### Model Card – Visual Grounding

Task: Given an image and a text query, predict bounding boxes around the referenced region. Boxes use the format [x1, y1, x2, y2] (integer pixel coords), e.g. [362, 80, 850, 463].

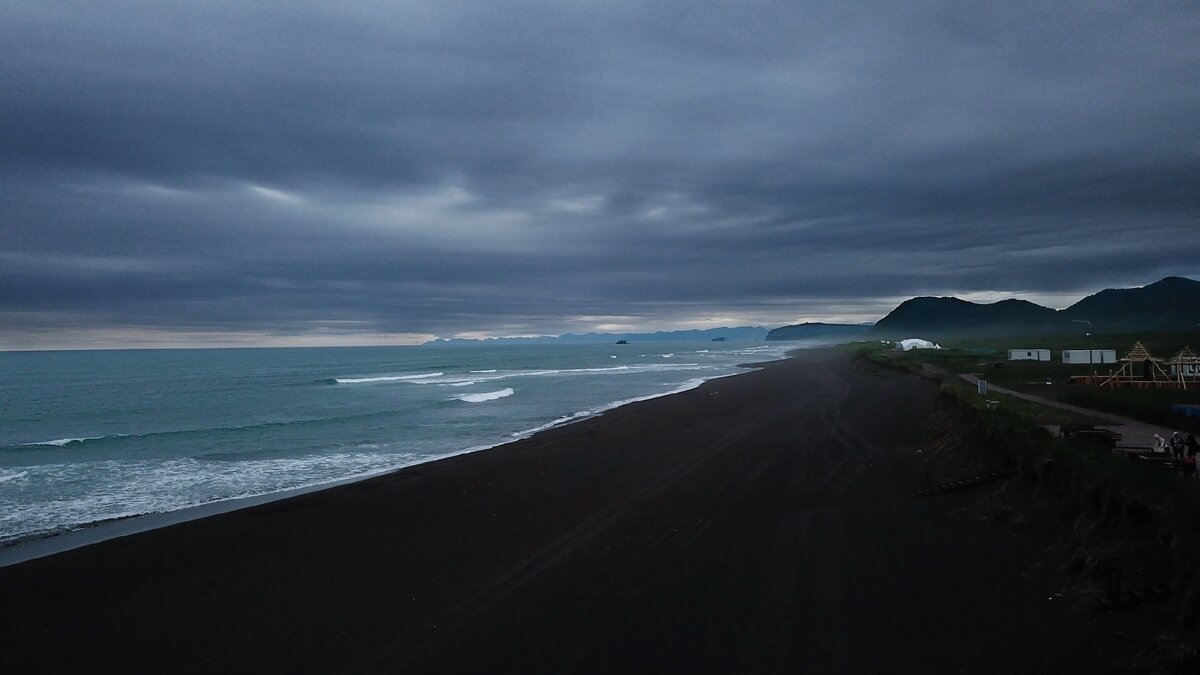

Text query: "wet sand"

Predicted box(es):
[0, 349, 1148, 673]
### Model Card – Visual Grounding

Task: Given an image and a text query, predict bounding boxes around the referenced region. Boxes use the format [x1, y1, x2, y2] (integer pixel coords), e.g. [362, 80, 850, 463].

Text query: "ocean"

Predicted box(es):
[0, 341, 804, 546]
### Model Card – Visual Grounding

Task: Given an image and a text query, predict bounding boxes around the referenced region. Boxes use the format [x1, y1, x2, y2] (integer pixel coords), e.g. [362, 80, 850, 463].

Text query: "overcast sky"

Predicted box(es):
[3, 1, 1199, 348]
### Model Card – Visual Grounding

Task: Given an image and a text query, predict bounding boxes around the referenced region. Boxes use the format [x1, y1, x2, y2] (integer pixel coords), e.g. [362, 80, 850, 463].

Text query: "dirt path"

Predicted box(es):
[959, 373, 1175, 447]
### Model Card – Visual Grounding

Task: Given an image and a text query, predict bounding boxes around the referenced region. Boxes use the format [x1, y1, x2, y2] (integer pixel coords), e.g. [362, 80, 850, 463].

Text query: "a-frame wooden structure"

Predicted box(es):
[1170, 346, 1200, 390]
[1099, 341, 1173, 389]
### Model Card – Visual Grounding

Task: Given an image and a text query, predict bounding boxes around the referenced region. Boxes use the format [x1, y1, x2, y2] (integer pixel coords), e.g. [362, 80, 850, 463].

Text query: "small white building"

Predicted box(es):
[1008, 349, 1050, 361]
[1062, 349, 1116, 364]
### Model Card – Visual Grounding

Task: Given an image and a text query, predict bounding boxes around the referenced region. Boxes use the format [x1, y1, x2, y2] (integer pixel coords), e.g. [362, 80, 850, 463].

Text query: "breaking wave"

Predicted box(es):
[510, 372, 744, 439]
[6, 412, 397, 454]
[22, 436, 115, 447]
[452, 388, 515, 403]
[334, 372, 443, 384]
[0, 450, 425, 544]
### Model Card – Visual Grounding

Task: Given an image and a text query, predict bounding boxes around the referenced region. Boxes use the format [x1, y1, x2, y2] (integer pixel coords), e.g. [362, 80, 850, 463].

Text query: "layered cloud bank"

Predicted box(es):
[2, 2, 1199, 348]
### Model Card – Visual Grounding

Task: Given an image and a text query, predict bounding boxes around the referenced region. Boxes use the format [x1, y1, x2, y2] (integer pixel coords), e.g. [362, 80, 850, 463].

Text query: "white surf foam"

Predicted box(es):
[0, 451, 426, 545]
[335, 372, 443, 384]
[24, 435, 115, 447]
[452, 388, 515, 403]
[0, 471, 29, 484]
[509, 371, 745, 439]
[411, 363, 710, 388]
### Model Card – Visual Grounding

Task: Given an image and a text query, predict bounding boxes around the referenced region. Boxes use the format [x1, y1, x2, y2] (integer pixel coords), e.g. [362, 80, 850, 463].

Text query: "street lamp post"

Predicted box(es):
[1072, 319, 1095, 378]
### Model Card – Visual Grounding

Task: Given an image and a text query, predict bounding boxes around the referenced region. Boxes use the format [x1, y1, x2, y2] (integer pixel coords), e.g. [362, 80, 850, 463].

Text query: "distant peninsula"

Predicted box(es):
[764, 322, 873, 341]
[424, 326, 770, 346]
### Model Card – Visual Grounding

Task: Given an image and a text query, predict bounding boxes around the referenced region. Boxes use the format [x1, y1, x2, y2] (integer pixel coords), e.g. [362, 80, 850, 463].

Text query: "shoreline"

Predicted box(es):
[1, 348, 1151, 673]
[0, 358, 773, 568]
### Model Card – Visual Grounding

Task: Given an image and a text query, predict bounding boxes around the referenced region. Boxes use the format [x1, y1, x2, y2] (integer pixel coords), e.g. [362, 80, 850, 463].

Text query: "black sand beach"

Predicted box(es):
[0, 350, 1155, 673]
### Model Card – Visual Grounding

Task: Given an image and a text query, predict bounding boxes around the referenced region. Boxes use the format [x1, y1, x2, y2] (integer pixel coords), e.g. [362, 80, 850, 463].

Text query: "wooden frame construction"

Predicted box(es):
[1070, 341, 1187, 389]
[1170, 346, 1200, 390]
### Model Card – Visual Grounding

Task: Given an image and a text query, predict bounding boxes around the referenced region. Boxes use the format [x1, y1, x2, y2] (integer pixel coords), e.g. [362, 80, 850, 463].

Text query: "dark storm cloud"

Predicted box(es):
[2, 1, 1199, 346]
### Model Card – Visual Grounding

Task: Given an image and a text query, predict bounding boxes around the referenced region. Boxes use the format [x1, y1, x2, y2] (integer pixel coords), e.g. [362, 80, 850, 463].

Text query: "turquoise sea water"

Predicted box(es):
[0, 341, 803, 544]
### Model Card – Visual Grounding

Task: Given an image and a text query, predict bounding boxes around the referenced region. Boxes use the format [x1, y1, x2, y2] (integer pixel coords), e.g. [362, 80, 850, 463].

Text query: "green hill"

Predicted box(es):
[869, 276, 1200, 339]
[1062, 276, 1200, 333]
[870, 297, 1066, 338]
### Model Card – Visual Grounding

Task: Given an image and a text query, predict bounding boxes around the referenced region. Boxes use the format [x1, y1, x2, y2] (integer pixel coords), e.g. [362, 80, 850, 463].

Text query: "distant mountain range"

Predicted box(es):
[765, 322, 873, 341]
[424, 326, 770, 346]
[870, 276, 1200, 338]
[425, 277, 1199, 346]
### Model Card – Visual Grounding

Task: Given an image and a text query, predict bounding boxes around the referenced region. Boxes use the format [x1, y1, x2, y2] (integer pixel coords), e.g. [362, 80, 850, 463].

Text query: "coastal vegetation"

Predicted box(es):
[866, 334, 1200, 435]
[852, 341, 1200, 667]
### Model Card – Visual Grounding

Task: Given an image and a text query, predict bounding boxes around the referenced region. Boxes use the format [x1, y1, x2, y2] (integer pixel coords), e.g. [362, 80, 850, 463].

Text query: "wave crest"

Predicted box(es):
[452, 388, 514, 403]
[25, 436, 113, 447]
[334, 372, 443, 384]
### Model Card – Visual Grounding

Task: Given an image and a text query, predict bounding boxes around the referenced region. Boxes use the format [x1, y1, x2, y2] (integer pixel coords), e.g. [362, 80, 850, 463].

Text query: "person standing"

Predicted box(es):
[1170, 432, 1186, 459]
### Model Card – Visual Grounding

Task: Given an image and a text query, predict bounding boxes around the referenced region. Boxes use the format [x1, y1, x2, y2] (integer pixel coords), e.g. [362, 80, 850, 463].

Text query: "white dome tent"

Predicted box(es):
[899, 338, 942, 351]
